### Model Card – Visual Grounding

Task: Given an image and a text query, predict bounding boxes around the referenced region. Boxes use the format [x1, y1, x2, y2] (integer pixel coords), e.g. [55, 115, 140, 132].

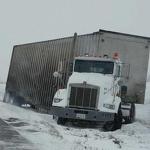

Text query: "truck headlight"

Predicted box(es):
[53, 98, 63, 103]
[103, 104, 115, 110]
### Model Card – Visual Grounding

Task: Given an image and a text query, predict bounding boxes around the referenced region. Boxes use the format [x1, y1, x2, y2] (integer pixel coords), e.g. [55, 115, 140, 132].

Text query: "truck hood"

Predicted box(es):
[68, 72, 114, 88]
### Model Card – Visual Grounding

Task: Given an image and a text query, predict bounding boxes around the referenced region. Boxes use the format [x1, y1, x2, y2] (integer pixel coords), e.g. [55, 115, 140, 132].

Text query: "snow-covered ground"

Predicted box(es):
[145, 82, 150, 104]
[0, 83, 150, 150]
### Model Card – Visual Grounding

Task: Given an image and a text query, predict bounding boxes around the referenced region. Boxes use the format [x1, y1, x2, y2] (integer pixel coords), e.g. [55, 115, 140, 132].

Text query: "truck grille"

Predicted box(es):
[69, 86, 98, 109]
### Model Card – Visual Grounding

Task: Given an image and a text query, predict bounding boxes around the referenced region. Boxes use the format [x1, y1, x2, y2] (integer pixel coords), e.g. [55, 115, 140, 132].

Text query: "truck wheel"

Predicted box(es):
[57, 117, 66, 125]
[124, 103, 135, 124]
[103, 106, 122, 131]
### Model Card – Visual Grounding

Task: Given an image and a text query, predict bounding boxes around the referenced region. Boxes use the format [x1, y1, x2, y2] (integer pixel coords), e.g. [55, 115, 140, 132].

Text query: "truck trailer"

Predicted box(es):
[3, 30, 150, 129]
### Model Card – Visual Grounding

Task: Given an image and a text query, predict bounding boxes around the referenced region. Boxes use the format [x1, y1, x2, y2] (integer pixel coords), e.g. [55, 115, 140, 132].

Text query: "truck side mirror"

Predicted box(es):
[53, 71, 62, 78]
[121, 86, 127, 97]
[118, 80, 123, 86]
[120, 63, 130, 80]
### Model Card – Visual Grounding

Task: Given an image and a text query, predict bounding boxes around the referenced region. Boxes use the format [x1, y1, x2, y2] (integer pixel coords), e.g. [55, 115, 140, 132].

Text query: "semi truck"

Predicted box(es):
[51, 53, 135, 130]
[3, 29, 149, 130]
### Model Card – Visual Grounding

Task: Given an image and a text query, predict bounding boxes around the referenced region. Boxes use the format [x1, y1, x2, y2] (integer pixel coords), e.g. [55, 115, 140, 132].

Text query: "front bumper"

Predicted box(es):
[50, 106, 114, 122]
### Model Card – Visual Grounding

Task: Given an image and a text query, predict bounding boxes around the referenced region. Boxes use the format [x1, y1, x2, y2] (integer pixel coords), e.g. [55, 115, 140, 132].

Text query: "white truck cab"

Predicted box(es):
[51, 54, 135, 131]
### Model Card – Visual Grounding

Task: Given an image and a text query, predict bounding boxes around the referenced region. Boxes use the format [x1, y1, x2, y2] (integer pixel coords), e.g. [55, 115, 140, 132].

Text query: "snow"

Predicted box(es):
[0, 83, 150, 150]
[0, 83, 5, 101]
[145, 82, 150, 104]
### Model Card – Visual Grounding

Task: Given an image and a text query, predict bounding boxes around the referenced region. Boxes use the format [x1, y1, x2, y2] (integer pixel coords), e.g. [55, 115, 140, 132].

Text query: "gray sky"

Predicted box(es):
[0, 0, 150, 81]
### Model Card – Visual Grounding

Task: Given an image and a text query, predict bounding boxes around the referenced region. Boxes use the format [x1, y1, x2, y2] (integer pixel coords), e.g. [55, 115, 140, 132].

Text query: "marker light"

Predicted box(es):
[113, 52, 119, 60]
[103, 54, 109, 58]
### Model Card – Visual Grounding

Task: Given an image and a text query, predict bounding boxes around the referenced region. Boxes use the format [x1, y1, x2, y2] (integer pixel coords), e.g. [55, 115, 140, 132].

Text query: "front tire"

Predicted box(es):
[103, 106, 122, 131]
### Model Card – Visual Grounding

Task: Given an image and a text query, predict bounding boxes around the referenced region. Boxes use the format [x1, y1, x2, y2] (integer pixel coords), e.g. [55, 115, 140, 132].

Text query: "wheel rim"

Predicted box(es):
[104, 121, 114, 131]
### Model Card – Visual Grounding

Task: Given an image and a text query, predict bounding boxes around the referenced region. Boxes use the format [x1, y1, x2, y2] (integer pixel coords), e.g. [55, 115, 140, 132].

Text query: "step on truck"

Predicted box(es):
[51, 53, 135, 131]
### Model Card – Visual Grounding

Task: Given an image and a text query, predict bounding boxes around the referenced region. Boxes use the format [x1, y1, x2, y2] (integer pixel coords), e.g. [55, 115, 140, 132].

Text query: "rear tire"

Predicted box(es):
[124, 103, 135, 124]
[103, 105, 122, 131]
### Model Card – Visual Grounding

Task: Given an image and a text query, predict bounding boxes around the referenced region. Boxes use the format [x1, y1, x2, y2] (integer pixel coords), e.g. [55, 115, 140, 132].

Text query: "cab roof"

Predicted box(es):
[74, 56, 117, 63]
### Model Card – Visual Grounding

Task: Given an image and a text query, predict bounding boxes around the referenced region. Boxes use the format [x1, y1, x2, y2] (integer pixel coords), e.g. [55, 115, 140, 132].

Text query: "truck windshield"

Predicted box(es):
[74, 60, 114, 74]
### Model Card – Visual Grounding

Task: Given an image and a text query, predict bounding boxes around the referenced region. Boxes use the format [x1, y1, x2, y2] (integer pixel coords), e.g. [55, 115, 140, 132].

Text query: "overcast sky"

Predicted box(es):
[0, 0, 150, 81]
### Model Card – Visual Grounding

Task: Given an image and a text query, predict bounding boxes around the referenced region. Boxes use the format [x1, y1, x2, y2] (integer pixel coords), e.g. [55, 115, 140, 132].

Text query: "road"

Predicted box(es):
[0, 118, 36, 150]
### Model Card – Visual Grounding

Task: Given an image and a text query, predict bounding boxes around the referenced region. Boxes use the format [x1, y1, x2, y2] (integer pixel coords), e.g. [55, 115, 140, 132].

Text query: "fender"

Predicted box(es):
[100, 96, 121, 114]
[52, 89, 67, 107]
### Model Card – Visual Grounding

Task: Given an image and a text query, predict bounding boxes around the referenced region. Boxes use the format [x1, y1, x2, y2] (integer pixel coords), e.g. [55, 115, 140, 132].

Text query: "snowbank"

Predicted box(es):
[0, 101, 150, 149]
[0, 83, 150, 150]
